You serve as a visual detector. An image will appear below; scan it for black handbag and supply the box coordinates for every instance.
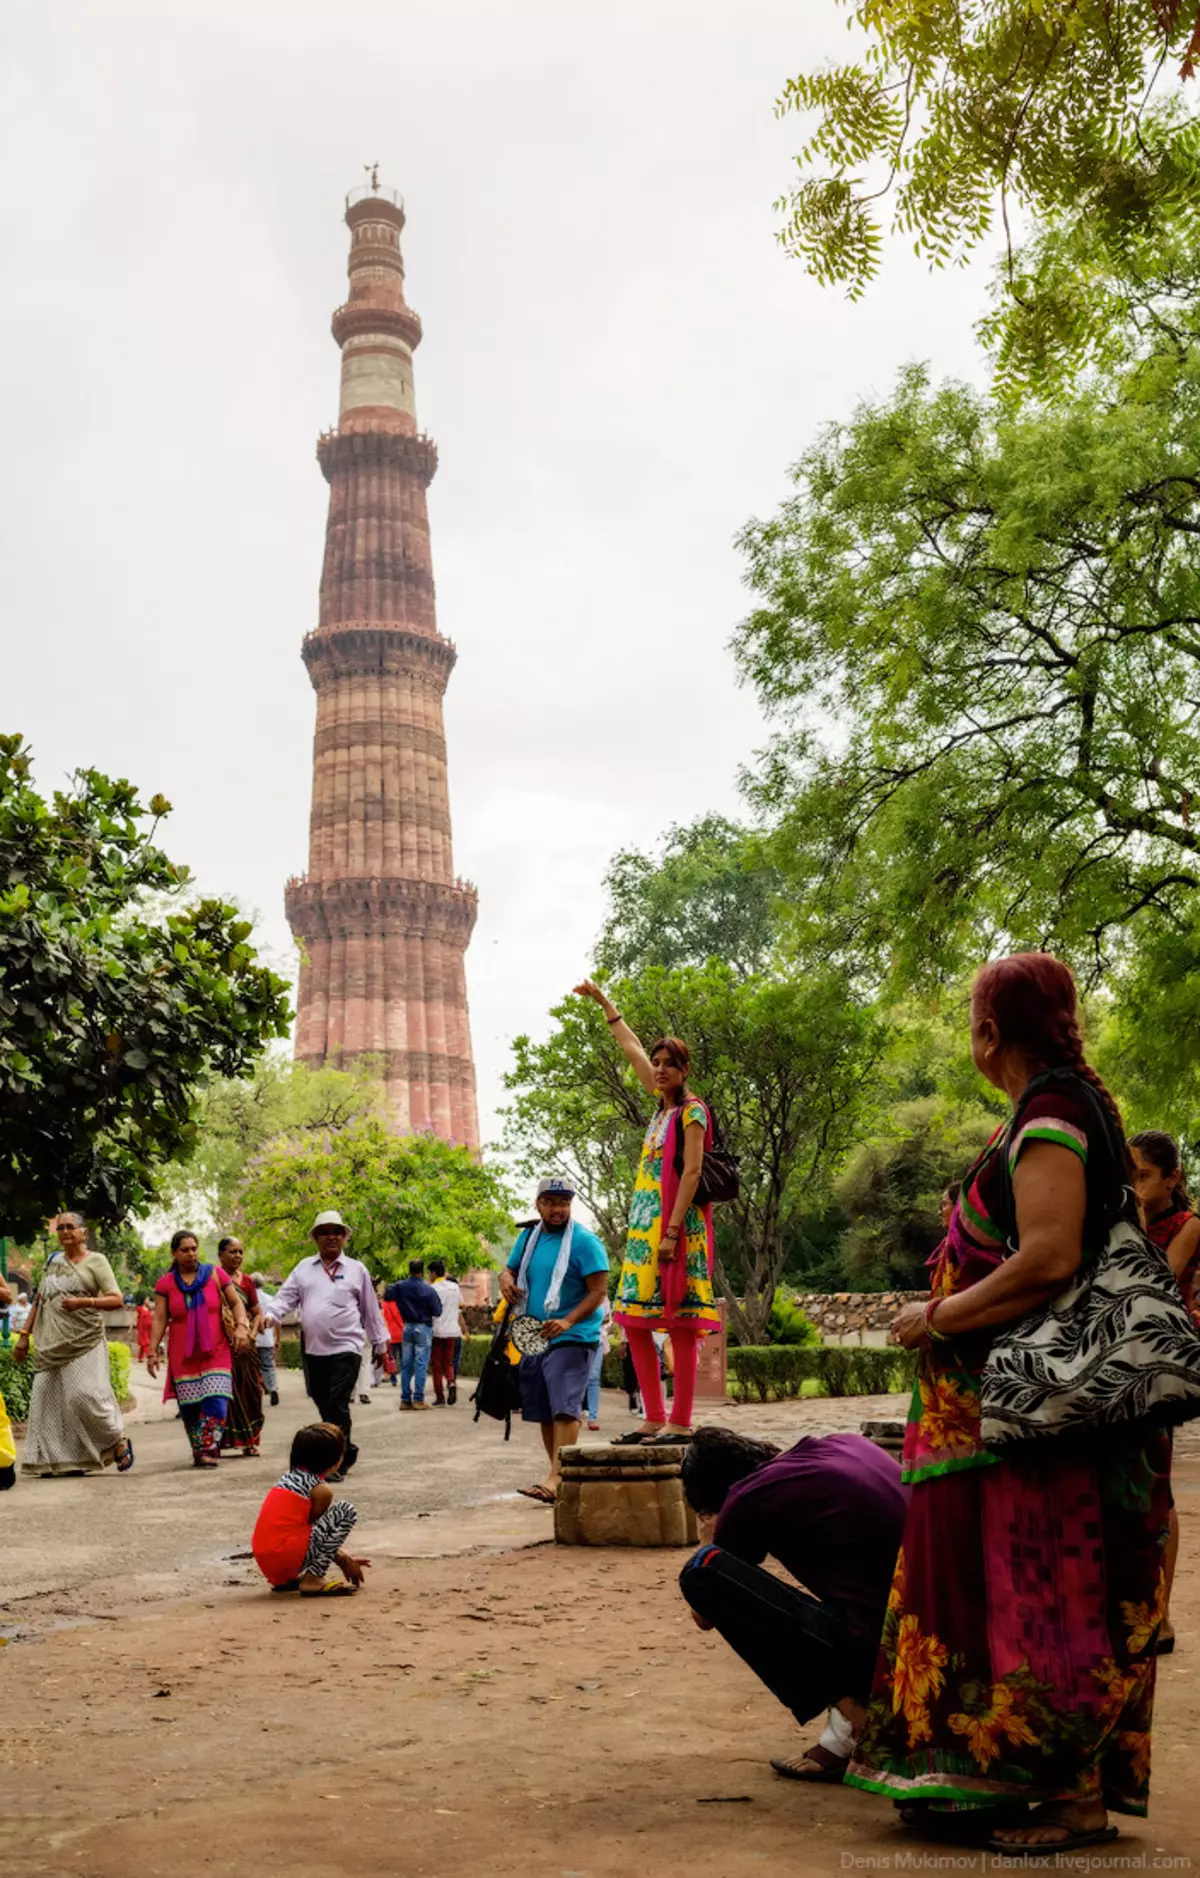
[470,1303,524,1440]
[979,1071,1200,1450]
[672,1099,740,1207]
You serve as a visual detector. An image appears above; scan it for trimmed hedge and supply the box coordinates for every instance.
[0,1337,134,1422]
[728,1343,917,1402]
[271,1335,914,1402]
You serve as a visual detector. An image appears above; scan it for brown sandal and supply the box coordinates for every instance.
[770,1744,849,1783]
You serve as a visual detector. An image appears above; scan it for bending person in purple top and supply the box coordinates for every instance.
[680,1427,908,1784]
[264,1210,389,1477]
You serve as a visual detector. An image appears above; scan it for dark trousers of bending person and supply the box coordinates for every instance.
[680,1545,863,1753]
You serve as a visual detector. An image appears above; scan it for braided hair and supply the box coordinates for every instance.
[972,952,1132,1177]
[1130,1129,1192,1212]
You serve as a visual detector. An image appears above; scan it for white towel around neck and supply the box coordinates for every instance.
[516,1220,574,1319]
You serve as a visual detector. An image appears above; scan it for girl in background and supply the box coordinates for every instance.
[1130,1129,1199,1657]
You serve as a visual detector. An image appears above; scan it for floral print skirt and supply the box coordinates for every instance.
[847,1426,1171,1815]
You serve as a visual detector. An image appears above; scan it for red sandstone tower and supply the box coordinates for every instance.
[286,185,480,1151]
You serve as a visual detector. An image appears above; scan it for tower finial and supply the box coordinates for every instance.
[365,160,380,192]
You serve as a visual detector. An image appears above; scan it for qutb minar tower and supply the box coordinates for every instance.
[286,183,480,1151]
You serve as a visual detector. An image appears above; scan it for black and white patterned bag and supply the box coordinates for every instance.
[980,1072,1200,1451]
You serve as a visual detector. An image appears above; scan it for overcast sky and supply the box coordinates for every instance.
[1,0,1000,1153]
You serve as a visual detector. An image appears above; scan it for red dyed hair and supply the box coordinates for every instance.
[972,952,1129,1168]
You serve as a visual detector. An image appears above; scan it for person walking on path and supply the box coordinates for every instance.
[385,1261,442,1409]
[583,1296,613,1430]
[135,1297,154,1364]
[573,981,719,1442]
[252,1274,281,1406]
[381,1292,404,1388]
[429,1259,463,1405]
[251,1421,370,1598]
[680,1427,908,1783]
[217,1237,265,1458]
[848,954,1174,1855]
[500,1178,609,1504]
[15,1214,134,1478]
[263,1212,389,1476]
[1129,1130,1200,1658]
[148,1231,251,1468]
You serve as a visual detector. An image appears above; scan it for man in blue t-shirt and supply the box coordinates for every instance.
[499,1177,609,1504]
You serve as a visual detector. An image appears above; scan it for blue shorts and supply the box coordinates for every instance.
[519,1341,593,1424]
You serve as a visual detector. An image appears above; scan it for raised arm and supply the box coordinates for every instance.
[574,980,656,1097]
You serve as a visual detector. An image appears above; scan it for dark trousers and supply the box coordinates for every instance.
[679,1545,849,1725]
[303,1351,361,1471]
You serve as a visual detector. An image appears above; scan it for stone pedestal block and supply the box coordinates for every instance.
[555,1443,700,1548]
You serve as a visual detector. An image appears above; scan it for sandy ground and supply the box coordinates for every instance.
[2,1371,1198,1878]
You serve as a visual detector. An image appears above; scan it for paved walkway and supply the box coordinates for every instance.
[1,1362,907,1630]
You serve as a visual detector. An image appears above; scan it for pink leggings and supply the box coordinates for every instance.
[624,1323,703,1428]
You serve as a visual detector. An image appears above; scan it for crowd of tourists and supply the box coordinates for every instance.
[3,948,1200,1857]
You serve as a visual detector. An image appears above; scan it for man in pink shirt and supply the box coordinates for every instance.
[265,1211,389,1476]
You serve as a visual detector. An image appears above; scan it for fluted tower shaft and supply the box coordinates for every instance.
[286,189,479,1150]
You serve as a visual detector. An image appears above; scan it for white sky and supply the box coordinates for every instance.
[1,0,999,1151]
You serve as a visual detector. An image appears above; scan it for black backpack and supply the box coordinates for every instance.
[673,1099,741,1206]
[471,1301,524,1439]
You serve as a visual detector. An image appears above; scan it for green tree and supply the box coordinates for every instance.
[735,358,1200,1030]
[232,1117,514,1281]
[0,736,291,1240]
[596,815,782,980]
[502,960,887,1344]
[776,2,1200,381]
[155,1052,384,1231]
[835,1096,998,1289]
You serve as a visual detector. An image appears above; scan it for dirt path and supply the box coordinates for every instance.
[3,1398,1198,1877]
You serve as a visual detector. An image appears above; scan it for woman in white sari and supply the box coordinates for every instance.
[14,1213,133,1477]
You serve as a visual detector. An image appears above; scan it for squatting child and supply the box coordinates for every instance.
[251,1421,370,1597]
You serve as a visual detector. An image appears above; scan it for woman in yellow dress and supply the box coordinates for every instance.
[574,980,719,1442]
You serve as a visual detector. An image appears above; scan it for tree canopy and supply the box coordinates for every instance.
[232,1117,514,1281]
[154,1053,383,1233]
[777,2,1200,385]
[735,356,1200,1037]
[596,815,782,980]
[0,737,291,1240]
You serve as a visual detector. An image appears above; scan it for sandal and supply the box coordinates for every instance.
[300,1581,357,1598]
[988,1806,1118,1856]
[115,1438,135,1473]
[270,1579,301,1594]
[770,1744,848,1783]
[898,1801,1028,1843]
[193,1453,220,1469]
[651,1430,693,1446]
[518,1484,556,1503]
[613,1429,662,1446]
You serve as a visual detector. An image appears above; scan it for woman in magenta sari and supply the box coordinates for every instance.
[148,1231,251,1468]
[847,955,1170,1856]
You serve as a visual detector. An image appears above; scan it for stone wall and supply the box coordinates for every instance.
[790,1289,928,1347]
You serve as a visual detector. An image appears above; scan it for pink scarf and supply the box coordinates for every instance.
[659,1101,715,1317]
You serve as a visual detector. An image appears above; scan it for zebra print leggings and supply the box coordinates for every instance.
[303,1499,358,1579]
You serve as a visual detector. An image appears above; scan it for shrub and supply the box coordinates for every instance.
[0,1343,32,1421]
[0,1337,134,1422]
[108,1340,132,1406]
[727,1343,917,1402]
[766,1298,821,1346]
